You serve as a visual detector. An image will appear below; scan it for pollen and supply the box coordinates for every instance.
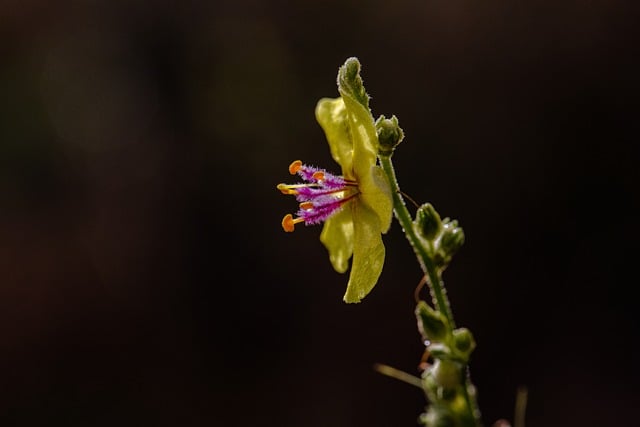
[282,214,304,232]
[277,183,297,195]
[299,201,314,210]
[289,160,303,175]
[312,171,325,181]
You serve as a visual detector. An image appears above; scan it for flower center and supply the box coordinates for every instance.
[277,160,359,232]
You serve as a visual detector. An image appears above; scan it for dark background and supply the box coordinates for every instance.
[1,1,638,426]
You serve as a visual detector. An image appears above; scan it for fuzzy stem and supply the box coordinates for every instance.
[378,154,455,328]
[379,153,482,427]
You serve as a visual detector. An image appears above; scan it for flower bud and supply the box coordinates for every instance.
[428,342,452,360]
[414,203,442,241]
[420,407,455,427]
[452,328,476,361]
[421,365,439,393]
[337,57,370,109]
[415,301,449,342]
[432,359,463,390]
[376,114,404,156]
[440,220,465,258]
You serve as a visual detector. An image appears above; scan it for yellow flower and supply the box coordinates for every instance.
[279,58,393,303]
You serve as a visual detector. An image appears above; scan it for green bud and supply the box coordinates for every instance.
[427,343,452,360]
[432,251,447,268]
[439,386,459,402]
[337,57,370,109]
[421,366,439,393]
[431,359,463,390]
[415,301,449,342]
[376,114,404,156]
[452,328,476,359]
[440,220,465,258]
[414,203,442,241]
[448,393,474,421]
[420,407,455,427]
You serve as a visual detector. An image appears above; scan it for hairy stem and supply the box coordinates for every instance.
[378,155,455,328]
[379,154,482,427]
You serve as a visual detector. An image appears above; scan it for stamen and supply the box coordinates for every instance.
[278,183,322,190]
[289,160,303,175]
[312,171,325,181]
[278,161,361,232]
[277,184,298,195]
[294,192,360,226]
[294,186,347,199]
[282,214,304,232]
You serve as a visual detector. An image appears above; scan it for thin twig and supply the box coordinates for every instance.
[514,386,528,427]
[373,363,423,389]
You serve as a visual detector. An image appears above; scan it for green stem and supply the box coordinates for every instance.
[379,154,455,328]
[461,369,481,427]
[379,153,482,427]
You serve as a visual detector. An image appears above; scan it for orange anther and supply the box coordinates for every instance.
[289,160,303,175]
[312,171,325,181]
[299,202,314,210]
[277,183,297,195]
[281,214,295,232]
[281,214,303,232]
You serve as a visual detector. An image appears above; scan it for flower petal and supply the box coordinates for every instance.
[360,165,393,233]
[339,93,378,182]
[320,206,354,274]
[342,201,385,303]
[338,90,393,234]
[315,97,353,178]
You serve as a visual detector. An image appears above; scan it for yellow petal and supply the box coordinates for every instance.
[320,207,354,274]
[339,93,378,182]
[359,165,393,234]
[315,97,354,178]
[343,201,385,303]
[337,87,393,235]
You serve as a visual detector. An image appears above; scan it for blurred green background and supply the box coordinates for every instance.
[1,1,638,426]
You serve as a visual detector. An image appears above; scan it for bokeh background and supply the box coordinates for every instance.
[1,1,638,426]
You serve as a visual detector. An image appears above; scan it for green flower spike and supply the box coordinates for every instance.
[316,57,393,303]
